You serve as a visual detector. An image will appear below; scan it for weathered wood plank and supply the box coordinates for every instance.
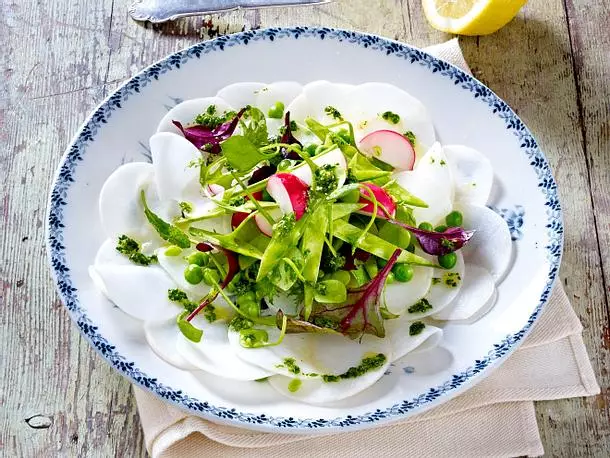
[459,2,610,455]
[0,1,146,456]
[548,0,610,455]
[2,0,608,456]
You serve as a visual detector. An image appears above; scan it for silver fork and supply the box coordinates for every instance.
[130,0,330,23]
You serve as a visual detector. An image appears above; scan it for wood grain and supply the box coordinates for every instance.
[1,0,608,456]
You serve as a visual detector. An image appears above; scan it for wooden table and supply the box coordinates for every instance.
[2,0,609,455]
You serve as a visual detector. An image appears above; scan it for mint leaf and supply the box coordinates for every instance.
[141,191,190,248]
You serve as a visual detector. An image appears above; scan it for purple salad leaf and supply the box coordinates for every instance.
[386,219,475,256]
[186,245,239,322]
[173,108,246,152]
[308,249,401,339]
[280,111,303,160]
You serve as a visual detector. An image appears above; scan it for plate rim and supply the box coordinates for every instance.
[46,26,563,433]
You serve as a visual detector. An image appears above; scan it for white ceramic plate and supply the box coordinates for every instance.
[47,27,562,433]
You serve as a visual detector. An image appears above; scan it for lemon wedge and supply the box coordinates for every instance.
[422,0,527,35]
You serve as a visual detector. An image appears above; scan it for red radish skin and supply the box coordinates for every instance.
[359,183,396,219]
[206,184,224,196]
[359,130,416,171]
[231,212,249,229]
[266,173,310,220]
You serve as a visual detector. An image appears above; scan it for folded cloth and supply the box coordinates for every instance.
[133,39,600,457]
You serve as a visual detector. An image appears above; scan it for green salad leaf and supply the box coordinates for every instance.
[240,106,269,147]
[221,135,267,172]
[141,191,190,248]
[332,219,434,266]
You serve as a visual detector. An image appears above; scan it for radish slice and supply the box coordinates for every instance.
[422,251,465,315]
[150,132,201,202]
[216,82,265,110]
[394,142,453,225]
[229,329,390,385]
[385,319,443,361]
[285,81,354,124]
[291,148,347,187]
[254,207,283,237]
[267,359,388,404]
[358,183,396,219]
[359,130,416,171]
[98,162,158,241]
[432,265,495,321]
[383,265,433,315]
[144,319,198,370]
[343,82,436,151]
[266,173,309,220]
[94,239,133,267]
[443,145,493,206]
[90,264,180,321]
[254,81,303,112]
[177,316,273,381]
[206,183,224,196]
[457,204,512,283]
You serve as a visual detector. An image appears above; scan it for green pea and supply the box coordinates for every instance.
[392,263,414,282]
[445,211,463,227]
[435,224,448,233]
[277,159,293,171]
[261,189,273,201]
[186,251,208,266]
[364,258,378,279]
[377,257,388,268]
[184,264,203,285]
[165,246,182,256]
[330,270,351,285]
[237,292,257,308]
[304,144,318,157]
[241,301,260,318]
[438,252,457,269]
[418,222,433,231]
[267,101,285,119]
[386,272,395,284]
[202,267,221,286]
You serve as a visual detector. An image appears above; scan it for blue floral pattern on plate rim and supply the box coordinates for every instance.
[46,27,563,431]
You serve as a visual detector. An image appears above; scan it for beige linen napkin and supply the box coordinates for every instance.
[133,39,600,457]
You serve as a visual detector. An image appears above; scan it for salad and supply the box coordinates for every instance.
[90,81,512,404]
